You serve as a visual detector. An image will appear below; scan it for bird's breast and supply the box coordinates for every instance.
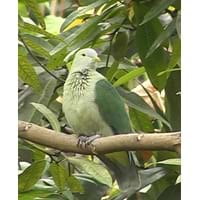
[63,71,113,136]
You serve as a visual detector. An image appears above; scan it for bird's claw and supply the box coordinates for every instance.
[77,135,100,149]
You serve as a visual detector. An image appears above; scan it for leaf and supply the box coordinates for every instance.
[176,175,181,184]
[140,0,176,25]
[44,15,65,35]
[168,36,181,69]
[146,19,176,58]
[68,16,102,51]
[47,16,102,69]
[113,67,145,87]
[31,103,61,132]
[134,1,169,91]
[25,0,46,29]
[111,31,129,61]
[68,157,112,187]
[129,108,154,132]
[157,183,180,200]
[117,87,171,128]
[66,175,84,193]
[157,67,180,77]
[49,162,84,193]
[18,21,63,41]
[47,46,68,70]
[176,11,181,39]
[139,167,168,189]
[113,167,167,200]
[49,162,68,191]
[18,188,55,200]
[74,174,109,200]
[19,78,57,124]
[62,189,74,200]
[21,34,51,58]
[18,49,41,92]
[165,68,181,131]
[157,158,181,166]
[19,160,47,192]
[105,60,119,81]
[60,0,108,32]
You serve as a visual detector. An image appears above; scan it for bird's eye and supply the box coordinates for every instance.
[81,53,86,56]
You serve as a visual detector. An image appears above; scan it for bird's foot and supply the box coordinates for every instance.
[77,135,101,149]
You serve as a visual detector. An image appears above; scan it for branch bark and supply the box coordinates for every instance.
[18,120,181,155]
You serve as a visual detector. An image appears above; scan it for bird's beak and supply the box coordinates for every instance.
[94,56,101,62]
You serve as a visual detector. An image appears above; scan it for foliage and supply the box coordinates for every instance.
[18,0,181,199]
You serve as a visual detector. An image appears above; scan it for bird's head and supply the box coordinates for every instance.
[71,48,100,71]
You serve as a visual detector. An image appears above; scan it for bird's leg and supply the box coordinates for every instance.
[77,134,101,148]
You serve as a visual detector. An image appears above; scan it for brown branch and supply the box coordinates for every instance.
[18,120,181,155]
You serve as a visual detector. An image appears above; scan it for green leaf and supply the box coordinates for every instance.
[31,103,61,132]
[48,16,103,69]
[176,11,181,39]
[140,0,176,25]
[113,167,167,200]
[19,2,28,17]
[62,189,74,200]
[113,67,145,87]
[66,175,84,193]
[74,174,109,200]
[49,162,84,193]
[129,108,154,132]
[49,162,67,191]
[19,21,63,41]
[18,49,41,92]
[47,46,68,70]
[157,183,180,200]
[60,0,108,32]
[21,34,51,57]
[157,67,180,77]
[68,16,102,51]
[25,0,46,29]
[146,19,176,58]
[134,1,169,91]
[168,36,181,69]
[18,188,55,200]
[111,31,129,61]
[68,157,112,187]
[117,87,171,128]
[44,15,65,35]
[139,167,168,189]
[165,68,181,131]
[19,160,47,192]
[157,158,181,166]
[106,60,119,81]
[19,78,57,124]
[176,175,181,184]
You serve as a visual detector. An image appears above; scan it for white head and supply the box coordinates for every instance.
[71,48,100,71]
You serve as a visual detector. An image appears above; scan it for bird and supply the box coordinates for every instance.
[62,48,140,198]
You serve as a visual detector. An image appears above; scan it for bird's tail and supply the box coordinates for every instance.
[98,151,140,198]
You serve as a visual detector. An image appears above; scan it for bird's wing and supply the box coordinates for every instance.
[95,79,140,196]
[95,79,132,134]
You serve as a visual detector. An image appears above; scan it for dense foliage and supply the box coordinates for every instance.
[18,0,181,199]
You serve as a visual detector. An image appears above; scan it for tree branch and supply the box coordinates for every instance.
[18,120,181,155]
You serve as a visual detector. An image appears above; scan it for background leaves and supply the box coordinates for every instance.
[18,0,181,199]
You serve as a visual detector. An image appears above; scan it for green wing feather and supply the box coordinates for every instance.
[95,79,140,196]
[95,79,132,134]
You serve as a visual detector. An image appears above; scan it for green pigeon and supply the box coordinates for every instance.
[63,48,140,198]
